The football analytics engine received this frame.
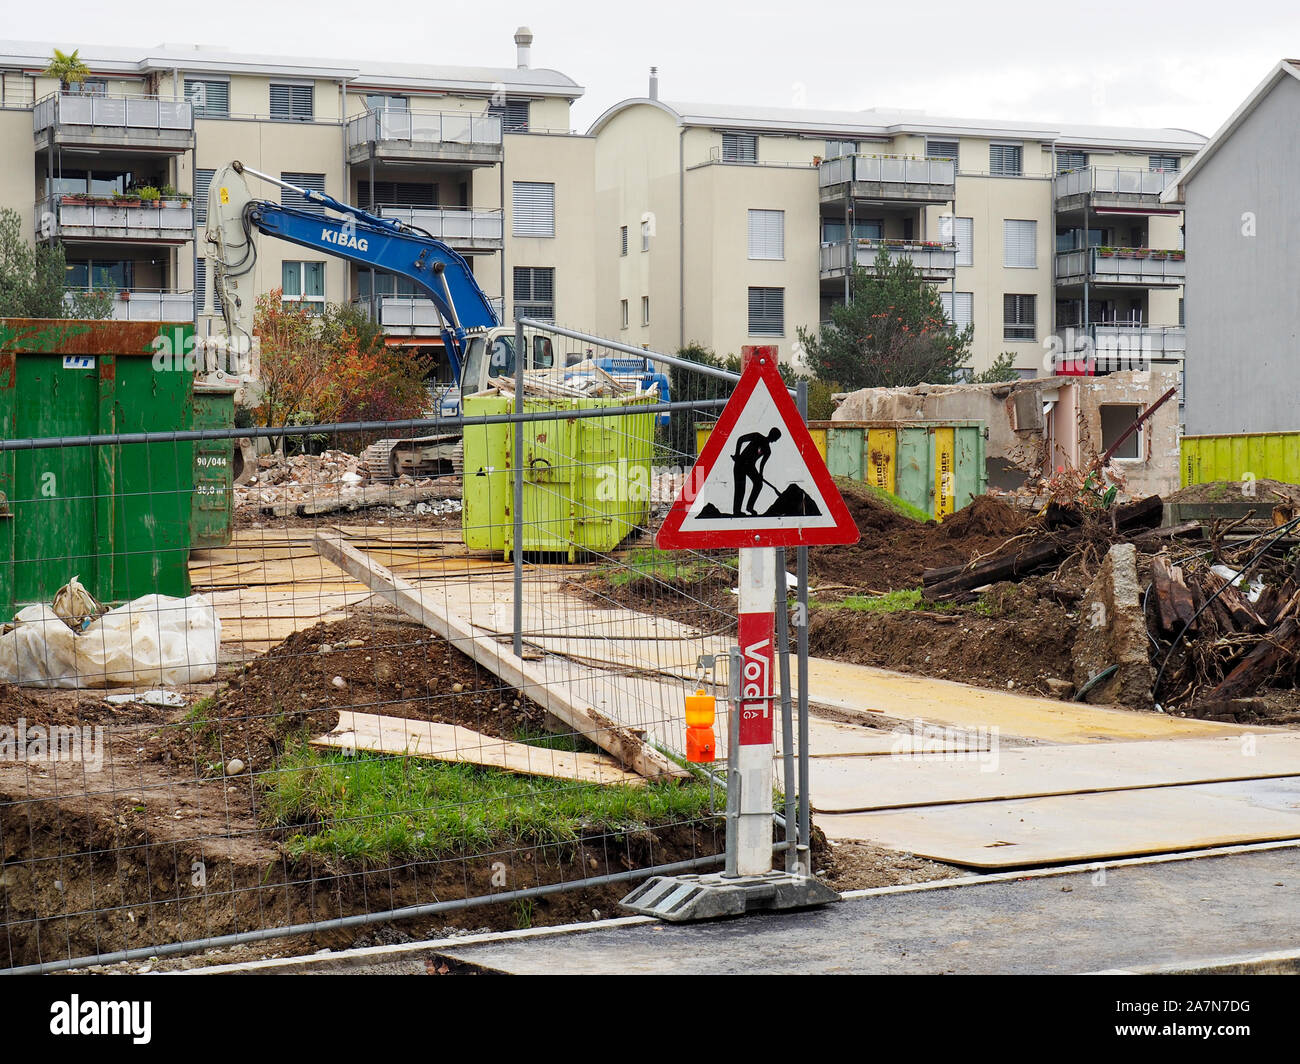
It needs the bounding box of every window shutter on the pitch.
[825,139,858,158]
[194,168,216,226]
[1055,150,1087,173]
[185,79,229,117]
[722,133,757,163]
[747,287,784,335]
[270,83,313,120]
[1003,294,1036,339]
[620,225,628,255]
[927,139,959,163]
[281,172,326,216]
[940,216,973,266]
[990,143,1022,175]
[747,209,784,260]
[940,291,973,331]
[512,182,555,237]
[513,267,555,321]
[1149,154,1179,172]
[1003,219,1037,268]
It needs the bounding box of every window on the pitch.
[490,98,530,133]
[641,296,650,326]
[357,180,437,208]
[514,266,554,322]
[1149,154,1180,172]
[365,94,407,112]
[989,143,1023,176]
[641,219,650,252]
[194,168,215,226]
[620,299,629,329]
[748,287,784,336]
[940,216,973,266]
[512,181,555,237]
[1100,404,1143,459]
[822,219,883,243]
[940,291,974,332]
[194,258,223,317]
[282,261,325,311]
[722,132,757,163]
[1003,294,1036,341]
[1179,297,1184,327]
[269,82,313,121]
[825,139,858,159]
[185,78,229,118]
[927,139,959,164]
[1055,150,1087,173]
[281,172,326,216]
[747,209,785,260]
[1003,219,1037,268]
[620,225,628,256]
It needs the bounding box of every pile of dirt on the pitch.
[0,684,179,729]
[148,610,552,775]
[1168,479,1300,505]
[808,573,1082,696]
[809,491,1029,593]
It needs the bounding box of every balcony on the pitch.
[64,289,194,322]
[377,206,503,251]
[39,196,194,244]
[346,109,503,167]
[1054,247,1185,288]
[820,239,957,282]
[1052,324,1186,370]
[1053,167,1180,215]
[33,92,194,153]
[360,295,505,337]
[819,154,955,205]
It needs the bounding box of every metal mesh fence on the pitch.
[0,323,812,973]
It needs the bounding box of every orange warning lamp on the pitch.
[684,688,716,763]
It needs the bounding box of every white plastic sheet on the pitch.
[0,594,221,688]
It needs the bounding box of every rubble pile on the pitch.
[235,450,461,519]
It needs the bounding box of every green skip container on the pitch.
[0,318,223,619]
[461,393,656,560]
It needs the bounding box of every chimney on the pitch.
[649,66,659,101]
[514,26,533,70]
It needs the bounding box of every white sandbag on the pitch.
[0,594,221,688]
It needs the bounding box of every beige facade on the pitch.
[0,35,590,378]
[590,98,1203,384]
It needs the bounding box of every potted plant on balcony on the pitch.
[137,186,161,208]
[1132,248,1149,258]
[1170,250,1185,261]
[1097,246,1116,257]
[44,48,91,92]
[112,190,141,207]
[1117,247,1138,259]
[1148,249,1169,260]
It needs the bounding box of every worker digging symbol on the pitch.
[695,426,823,520]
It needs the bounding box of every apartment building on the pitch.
[0,30,593,379]
[590,85,1204,379]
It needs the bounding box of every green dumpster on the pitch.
[461,393,656,560]
[0,319,200,618]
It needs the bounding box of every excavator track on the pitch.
[359,437,464,480]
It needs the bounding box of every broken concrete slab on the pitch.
[1072,542,1156,707]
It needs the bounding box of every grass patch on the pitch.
[261,746,717,864]
[828,588,924,613]
[606,546,721,588]
[833,477,932,522]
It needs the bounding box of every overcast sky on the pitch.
[7,0,1296,137]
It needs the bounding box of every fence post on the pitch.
[513,316,525,657]
[796,378,812,873]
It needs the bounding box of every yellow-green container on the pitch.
[462,394,656,560]
[1180,432,1300,488]
[694,418,986,520]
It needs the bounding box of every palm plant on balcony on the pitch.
[44,49,91,92]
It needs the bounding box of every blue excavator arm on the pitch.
[204,162,500,384]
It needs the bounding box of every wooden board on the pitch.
[799,657,1263,743]
[818,778,1300,867]
[313,532,688,780]
[311,711,644,786]
[805,734,1300,813]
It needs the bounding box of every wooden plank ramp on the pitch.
[311,710,645,786]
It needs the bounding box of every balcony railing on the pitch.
[376,206,504,250]
[39,196,194,243]
[1053,324,1186,366]
[819,154,956,203]
[346,109,503,165]
[1053,167,1179,211]
[359,294,505,336]
[1055,247,1185,287]
[33,92,194,151]
[64,289,194,322]
[820,239,957,281]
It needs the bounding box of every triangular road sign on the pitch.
[658,354,860,549]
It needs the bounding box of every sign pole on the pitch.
[734,544,776,876]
